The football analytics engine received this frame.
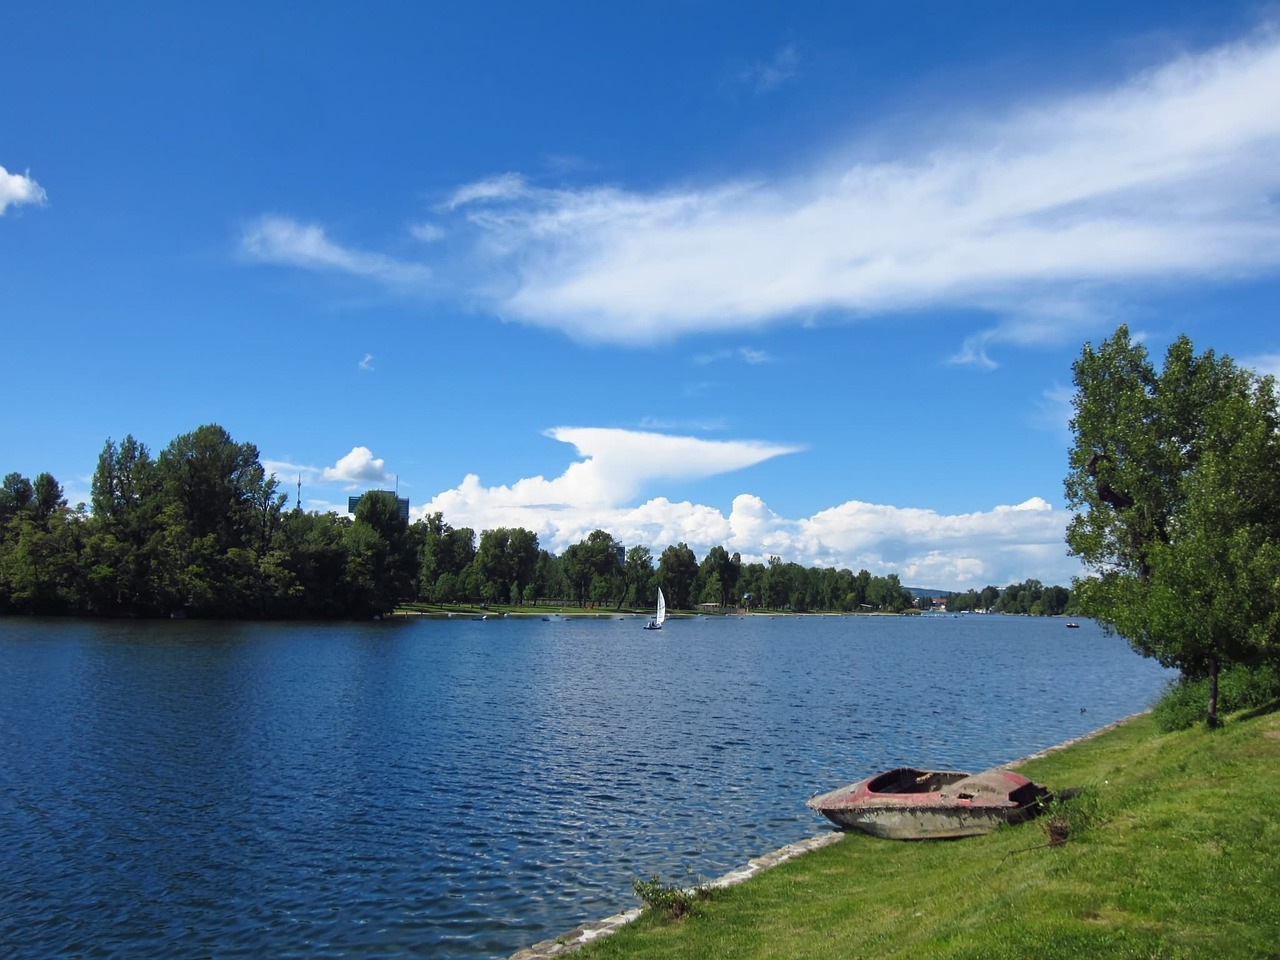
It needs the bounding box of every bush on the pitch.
[631,875,713,921]
[1152,663,1280,731]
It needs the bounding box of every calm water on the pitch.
[1,615,1171,958]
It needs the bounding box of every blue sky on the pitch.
[5,2,1280,590]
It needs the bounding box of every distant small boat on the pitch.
[643,588,667,630]
[807,767,1051,840]
[1065,622,1080,628]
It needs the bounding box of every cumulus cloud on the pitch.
[433,27,1280,351]
[0,166,46,214]
[322,446,393,487]
[425,427,800,518]
[414,428,1076,587]
[264,446,393,489]
[240,215,429,286]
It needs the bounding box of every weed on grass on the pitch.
[631,875,715,921]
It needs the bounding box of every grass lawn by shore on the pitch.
[578,707,1280,960]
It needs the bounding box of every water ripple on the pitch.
[0,615,1170,958]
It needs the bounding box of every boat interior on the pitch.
[866,768,969,794]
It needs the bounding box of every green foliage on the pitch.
[1152,663,1280,731]
[631,875,713,921]
[623,544,655,607]
[562,529,623,606]
[1066,326,1280,726]
[657,542,698,610]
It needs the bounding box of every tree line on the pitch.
[1,423,1073,619]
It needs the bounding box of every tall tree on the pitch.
[623,545,655,607]
[657,542,698,611]
[157,424,285,556]
[698,545,741,609]
[1065,326,1280,726]
[350,490,415,615]
[562,530,623,606]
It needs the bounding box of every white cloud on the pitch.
[694,346,773,365]
[0,166,46,214]
[424,427,800,518]
[263,451,391,503]
[738,43,800,93]
[440,27,1280,350]
[321,446,393,487]
[409,222,446,243]
[444,173,529,210]
[359,353,375,371]
[637,415,728,432]
[240,215,429,286]
[237,27,1280,365]
[414,428,1078,587]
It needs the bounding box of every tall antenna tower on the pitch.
[296,474,302,512]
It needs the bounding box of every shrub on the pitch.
[1152,663,1280,731]
[631,875,713,921]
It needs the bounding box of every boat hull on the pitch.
[806,767,1051,840]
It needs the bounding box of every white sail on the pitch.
[655,588,666,626]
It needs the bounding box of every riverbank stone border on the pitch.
[507,711,1149,959]
[505,832,843,960]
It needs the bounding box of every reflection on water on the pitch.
[0,615,1170,958]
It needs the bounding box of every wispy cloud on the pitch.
[415,427,1075,588]
[738,43,800,93]
[444,173,529,210]
[0,166,46,214]
[239,26,1280,365]
[1243,352,1280,380]
[694,346,773,365]
[240,215,429,286]
[409,222,445,243]
[637,416,728,432]
[448,27,1280,353]
[359,353,375,371]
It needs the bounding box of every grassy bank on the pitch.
[580,708,1280,960]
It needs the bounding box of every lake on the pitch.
[0,614,1172,959]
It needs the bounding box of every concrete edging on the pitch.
[505,833,843,960]
[507,711,1148,959]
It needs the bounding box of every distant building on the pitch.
[349,491,410,523]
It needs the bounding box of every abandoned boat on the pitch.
[806,766,1051,840]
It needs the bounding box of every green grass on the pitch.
[579,708,1280,960]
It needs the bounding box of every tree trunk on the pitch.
[1206,653,1221,729]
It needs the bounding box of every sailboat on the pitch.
[644,588,666,630]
